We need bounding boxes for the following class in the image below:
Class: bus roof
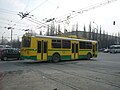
[110,45,120,47]
[32,35,97,43]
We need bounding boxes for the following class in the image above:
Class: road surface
[0,53,120,90]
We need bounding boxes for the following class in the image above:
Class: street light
[4,26,14,48]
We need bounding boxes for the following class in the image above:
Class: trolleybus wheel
[52,54,60,63]
[87,53,91,60]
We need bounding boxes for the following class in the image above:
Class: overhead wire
[0,10,17,15]
[0,8,30,31]
[17,0,118,30]
[30,17,47,26]
[25,17,47,27]
[0,5,40,39]
[0,26,28,31]
[68,0,118,19]
[54,0,118,23]
[0,16,37,32]
[0,8,18,16]
[47,0,69,13]
[0,18,31,27]
[29,0,48,14]
[17,0,61,26]
[23,0,30,12]
[49,0,61,18]
[0,8,18,13]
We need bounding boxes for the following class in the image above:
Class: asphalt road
[0,53,120,90]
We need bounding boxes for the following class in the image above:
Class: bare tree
[76,23,78,38]
[46,25,50,36]
[83,24,86,38]
[88,22,92,40]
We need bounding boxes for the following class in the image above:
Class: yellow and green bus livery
[21,34,98,62]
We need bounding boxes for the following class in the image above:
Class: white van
[109,45,120,53]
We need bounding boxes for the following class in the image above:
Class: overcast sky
[0,0,120,40]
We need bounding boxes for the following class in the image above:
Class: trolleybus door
[92,43,96,56]
[43,41,47,60]
[72,43,78,59]
[37,40,48,61]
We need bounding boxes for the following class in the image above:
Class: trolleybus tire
[87,53,92,60]
[52,53,60,63]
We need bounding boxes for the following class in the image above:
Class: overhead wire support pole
[2,32,5,45]
[8,27,14,48]
[11,28,13,48]
[4,26,14,48]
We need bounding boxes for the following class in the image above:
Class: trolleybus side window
[79,41,85,49]
[62,40,71,49]
[52,39,61,48]
[79,41,92,49]
[86,42,92,49]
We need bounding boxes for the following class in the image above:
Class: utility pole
[2,32,5,45]
[11,29,13,47]
[4,27,14,48]
[8,27,13,48]
[2,36,3,45]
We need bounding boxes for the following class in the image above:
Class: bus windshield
[22,37,31,47]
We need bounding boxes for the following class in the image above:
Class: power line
[18,0,49,19]
[0,8,18,13]
[0,10,17,15]
[0,18,37,30]
[0,17,34,26]
[23,0,30,12]
[18,0,118,28]
[25,17,47,27]
[50,0,61,17]
[0,8,18,15]
[29,0,48,13]
[68,0,118,19]
[54,0,118,23]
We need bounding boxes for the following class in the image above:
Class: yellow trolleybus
[21,34,98,62]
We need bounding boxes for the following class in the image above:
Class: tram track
[56,61,120,77]
[69,62,120,77]
[41,63,120,89]
[29,67,82,90]
[15,61,120,89]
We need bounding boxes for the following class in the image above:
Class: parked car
[0,48,20,61]
[103,48,110,53]
[99,48,105,52]
[0,45,11,48]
